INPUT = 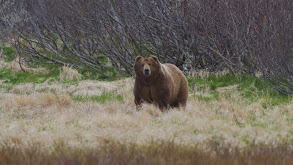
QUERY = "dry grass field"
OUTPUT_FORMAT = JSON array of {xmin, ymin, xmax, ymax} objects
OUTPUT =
[{"xmin": 0, "ymin": 60, "xmax": 293, "ymax": 164}]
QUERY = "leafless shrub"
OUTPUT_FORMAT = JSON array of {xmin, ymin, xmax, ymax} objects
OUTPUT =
[{"xmin": 1, "ymin": 0, "xmax": 293, "ymax": 94}]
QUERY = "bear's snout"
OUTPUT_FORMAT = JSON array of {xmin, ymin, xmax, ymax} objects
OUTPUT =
[
  {"xmin": 143, "ymin": 64, "xmax": 151, "ymax": 76},
  {"xmin": 144, "ymin": 68, "xmax": 150, "ymax": 75}
]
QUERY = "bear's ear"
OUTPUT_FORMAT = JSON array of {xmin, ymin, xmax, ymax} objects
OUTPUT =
[
  {"xmin": 150, "ymin": 55, "xmax": 159, "ymax": 63},
  {"xmin": 135, "ymin": 56, "xmax": 142, "ymax": 62}
]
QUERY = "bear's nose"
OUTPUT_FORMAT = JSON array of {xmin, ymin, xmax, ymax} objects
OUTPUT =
[{"xmin": 144, "ymin": 69, "xmax": 150, "ymax": 75}]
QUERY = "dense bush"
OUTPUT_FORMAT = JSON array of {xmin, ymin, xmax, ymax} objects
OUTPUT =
[{"xmin": 1, "ymin": 0, "xmax": 293, "ymax": 94}]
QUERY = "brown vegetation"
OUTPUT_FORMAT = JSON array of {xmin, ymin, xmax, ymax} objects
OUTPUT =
[
  {"xmin": 59, "ymin": 66, "xmax": 82, "ymax": 81},
  {"xmin": 0, "ymin": 73, "xmax": 293, "ymax": 164},
  {"xmin": 1, "ymin": 141, "xmax": 293, "ymax": 165},
  {"xmin": 1, "ymin": 0, "xmax": 293, "ymax": 94}
]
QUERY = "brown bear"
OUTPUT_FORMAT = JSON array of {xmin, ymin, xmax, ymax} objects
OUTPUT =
[{"xmin": 134, "ymin": 55, "xmax": 188, "ymax": 110}]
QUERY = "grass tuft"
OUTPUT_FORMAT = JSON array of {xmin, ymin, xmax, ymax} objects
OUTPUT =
[{"xmin": 59, "ymin": 66, "xmax": 82, "ymax": 81}]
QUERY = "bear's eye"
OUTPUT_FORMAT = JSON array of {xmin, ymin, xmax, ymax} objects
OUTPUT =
[{"xmin": 149, "ymin": 64, "xmax": 152, "ymax": 66}]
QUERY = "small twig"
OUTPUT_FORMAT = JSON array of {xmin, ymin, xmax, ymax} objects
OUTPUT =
[{"xmin": 0, "ymin": 34, "xmax": 4, "ymax": 62}]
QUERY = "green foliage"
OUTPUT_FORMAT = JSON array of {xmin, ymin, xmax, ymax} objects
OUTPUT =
[
  {"xmin": 99, "ymin": 68, "xmax": 119, "ymax": 79},
  {"xmin": 192, "ymin": 91, "xmax": 220, "ymax": 102},
  {"xmin": 0, "ymin": 68, "xmax": 58, "ymax": 84},
  {"xmin": 81, "ymin": 69, "xmax": 131, "ymax": 82},
  {"xmin": 3, "ymin": 44, "xmax": 16, "ymax": 62},
  {"xmin": 187, "ymin": 73, "xmax": 292, "ymax": 106},
  {"xmin": 29, "ymin": 50, "xmax": 62, "ymax": 72}
]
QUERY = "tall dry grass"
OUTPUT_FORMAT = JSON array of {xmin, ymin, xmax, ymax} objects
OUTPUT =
[
  {"xmin": 1, "ymin": 140, "xmax": 292, "ymax": 165},
  {"xmin": 59, "ymin": 65, "xmax": 82, "ymax": 81},
  {"xmin": 0, "ymin": 67, "xmax": 293, "ymax": 164}
]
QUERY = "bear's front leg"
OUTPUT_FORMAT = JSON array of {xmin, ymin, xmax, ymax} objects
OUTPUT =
[
  {"xmin": 156, "ymin": 99, "xmax": 169, "ymax": 110},
  {"xmin": 151, "ymin": 87, "xmax": 170, "ymax": 110},
  {"xmin": 134, "ymin": 96, "xmax": 143, "ymax": 110}
]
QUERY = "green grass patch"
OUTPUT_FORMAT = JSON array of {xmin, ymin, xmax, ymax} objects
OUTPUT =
[
  {"xmin": 0, "ymin": 68, "xmax": 58, "ymax": 84},
  {"xmin": 2, "ymin": 44, "xmax": 17, "ymax": 62},
  {"xmin": 191, "ymin": 91, "xmax": 220, "ymax": 102},
  {"xmin": 187, "ymin": 73, "xmax": 292, "ymax": 106},
  {"xmin": 81, "ymin": 68, "xmax": 130, "ymax": 81}
]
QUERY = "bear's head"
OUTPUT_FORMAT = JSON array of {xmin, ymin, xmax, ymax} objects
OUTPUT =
[{"xmin": 134, "ymin": 55, "xmax": 161, "ymax": 78}]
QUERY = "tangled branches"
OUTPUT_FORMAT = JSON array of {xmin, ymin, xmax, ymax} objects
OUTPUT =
[{"xmin": 1, "ymin": 0, "xmax": 293, "ymax": 94}]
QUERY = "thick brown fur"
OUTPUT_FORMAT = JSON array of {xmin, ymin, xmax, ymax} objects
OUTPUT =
[{"xmin": 134, "ymin": 55, "xmax": 188, "ymax": 110}]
